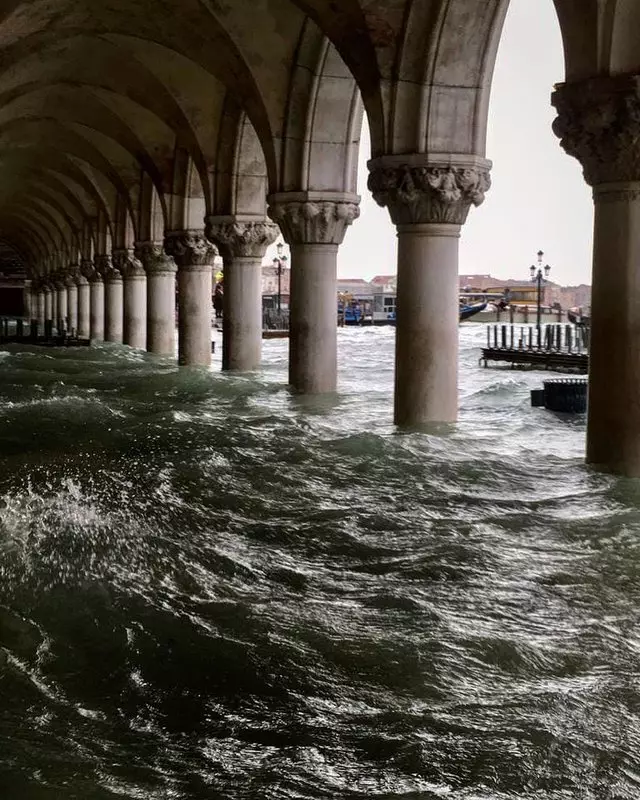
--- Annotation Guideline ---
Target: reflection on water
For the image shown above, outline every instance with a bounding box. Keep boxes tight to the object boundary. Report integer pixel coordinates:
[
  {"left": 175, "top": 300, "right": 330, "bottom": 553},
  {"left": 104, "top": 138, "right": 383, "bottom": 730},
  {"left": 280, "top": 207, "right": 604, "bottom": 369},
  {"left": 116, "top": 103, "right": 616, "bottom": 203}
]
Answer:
[{"left": 0, "top": 326, "right": 639, "bottom": 799}]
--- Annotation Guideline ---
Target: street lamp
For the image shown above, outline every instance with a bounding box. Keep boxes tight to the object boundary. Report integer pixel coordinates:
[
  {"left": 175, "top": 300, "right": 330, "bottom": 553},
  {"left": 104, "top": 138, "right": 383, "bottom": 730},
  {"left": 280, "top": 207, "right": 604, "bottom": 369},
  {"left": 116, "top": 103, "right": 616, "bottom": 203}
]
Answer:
[
  {"left": 272, "top": 241, "right": 288, "bottom": 313},
  {"left": 530, "top": 249, "right": 551, "bottom": 345}
]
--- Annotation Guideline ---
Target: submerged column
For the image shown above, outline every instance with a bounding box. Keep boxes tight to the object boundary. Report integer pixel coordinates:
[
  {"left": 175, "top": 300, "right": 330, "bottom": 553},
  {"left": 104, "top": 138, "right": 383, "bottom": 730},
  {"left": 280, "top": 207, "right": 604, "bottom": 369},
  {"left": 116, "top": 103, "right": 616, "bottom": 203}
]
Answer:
[
  {"left": 43, "top": 283, "right": 54, "bottom": 327},
  {"left": 84, "top": 260, "right": 104, "bottom": 342},
  {"left": 135, "top": 242, "right": 176, "bottom": 356},
  {"left": 164, "top": 230, "right": 216, "bottom": 366},
  {"left": 368, "top": 156, "right": 491, "bottom": 426},
  {"left": 114, "top": 249, "right": 146, "bottom": 349},
  {"left": 97, "top": 255, "right": 124, "bottom": 344},
  {"left": 55, "top": 276, "right": 68, "bottom": 334},
  {"left": 553, "top": 74, "right": 640, "bottom": 475},
  {"left": 268, "top": 193, "right": 360, "bottom": 393},
  {"left": 66, "top": 272, "right": 78, "bottom": 335},
  {"left": 76, "top": 271, "right": 90, "bottom": 339},
  {"left": 36, "top": 285, "right": 46, "bottom": 330},
  {"left": 206, "top": 218, "right": 279, "bottom": 371}
]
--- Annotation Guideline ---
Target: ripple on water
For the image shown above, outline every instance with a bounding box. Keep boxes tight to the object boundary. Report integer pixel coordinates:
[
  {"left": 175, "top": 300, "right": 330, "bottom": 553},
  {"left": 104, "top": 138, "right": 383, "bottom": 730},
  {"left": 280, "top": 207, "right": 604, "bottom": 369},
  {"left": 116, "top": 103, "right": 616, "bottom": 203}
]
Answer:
[{"left": 0, "top": 327, "right": 637, "bottom": 799}]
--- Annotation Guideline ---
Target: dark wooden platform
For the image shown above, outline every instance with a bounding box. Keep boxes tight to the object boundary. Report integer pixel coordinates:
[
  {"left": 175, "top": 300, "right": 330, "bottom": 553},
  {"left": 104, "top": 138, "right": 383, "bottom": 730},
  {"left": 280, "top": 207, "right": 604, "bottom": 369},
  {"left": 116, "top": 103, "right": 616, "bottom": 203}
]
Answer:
[{"left": 481, "top": 347, "right": 588, "bottom": 373}]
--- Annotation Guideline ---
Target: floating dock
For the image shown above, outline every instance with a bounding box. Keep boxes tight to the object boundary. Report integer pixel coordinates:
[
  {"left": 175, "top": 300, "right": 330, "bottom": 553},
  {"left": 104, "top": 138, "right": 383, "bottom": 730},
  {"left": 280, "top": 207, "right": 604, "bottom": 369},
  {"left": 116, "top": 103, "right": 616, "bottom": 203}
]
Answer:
[{"left": 480, "top": 323, "right": 588, "bottom": 373}]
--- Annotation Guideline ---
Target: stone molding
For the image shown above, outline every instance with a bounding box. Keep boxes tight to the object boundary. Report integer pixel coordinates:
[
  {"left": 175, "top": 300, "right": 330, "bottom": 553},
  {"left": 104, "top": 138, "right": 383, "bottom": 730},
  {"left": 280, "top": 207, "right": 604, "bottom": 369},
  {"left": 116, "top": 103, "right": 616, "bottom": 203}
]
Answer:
[
  {"left": 164, "top": 230, "right": 216, "bottom": 270},
  {"left": 205, "top": 217, "right": 279, "bottom": 260},
  {"left": 267, "top": 192, "right": 360, "bottom": 245},
  {"left": 367, "top": 155, "right": 491, "bottom": 225},
  {"left": 112, "top": 248, "right": 146, "bottom": 279},
  {"left": 134, "top": 241, "right": 177, "bottom": 275},
  {"left": 552, "top": 74, "right": 640, "bottom": 186}
]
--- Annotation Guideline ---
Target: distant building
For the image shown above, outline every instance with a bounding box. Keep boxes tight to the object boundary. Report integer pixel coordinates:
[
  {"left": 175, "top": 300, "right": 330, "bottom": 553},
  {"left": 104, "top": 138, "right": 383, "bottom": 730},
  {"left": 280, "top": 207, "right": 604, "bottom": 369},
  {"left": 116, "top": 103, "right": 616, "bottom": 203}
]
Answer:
[
  {"left": 261, "top": 263, "right": 291, "bottom": 296},
  {"left": 337, "top": 278, "right": 374, "bottom": 298},
  {"left": 370, "top": 275, "right": 397, "bottom": 293}
]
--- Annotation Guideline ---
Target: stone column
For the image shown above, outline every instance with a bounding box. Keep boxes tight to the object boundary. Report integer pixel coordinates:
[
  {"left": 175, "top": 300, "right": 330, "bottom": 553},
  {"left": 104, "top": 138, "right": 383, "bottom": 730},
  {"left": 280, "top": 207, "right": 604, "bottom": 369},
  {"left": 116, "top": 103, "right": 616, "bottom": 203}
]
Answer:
[
  {"left": 83, "top": 260, "right": 104, "bottom": 342},
  {"left": 553, "top": 74, "right": 640, "bottom": 475},
  {"left": 267, "top": 193, "right": 360, "bottom": 393},
  {"left": 113, "top": 249, "right": 146, "bottom": 349},
  {"left": 164, "top": 230, "right": 216, "bottom": 366},
  {"left": 36, "top": 286, "right": 46, "bottom": 329},
  {"left": 97, "top": 255, "right": 124, "bottom": 344},
  {"left": 206, "top": 218, "right": 279, "bottom": 371},
  {"left": 135, "top": 242, "right": 177, "bottom": 356},
  {"left": 76, "top": 271, "right": 90, "bottom": 339},
  {"left": 368, "top": 155, "right": 491, "bottom": 426},
  {"left": 23, "top": 280, "right": 32, "bottom": 321},
  {"left": 66, "top": 272, "right": 78, "bottom": 334},
  {"left": 55, "top": 277, "right": 68, "bottom": 333},
  {"left": 44, "top": 284, "right": 53, "bottom": 326}
]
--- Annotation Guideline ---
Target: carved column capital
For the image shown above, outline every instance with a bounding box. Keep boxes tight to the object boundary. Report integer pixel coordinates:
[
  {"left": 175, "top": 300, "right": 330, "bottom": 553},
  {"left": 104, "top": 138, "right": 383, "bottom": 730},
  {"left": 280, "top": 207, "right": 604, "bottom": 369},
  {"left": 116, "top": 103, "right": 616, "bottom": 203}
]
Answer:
[
  {"left": 367, "top": 154, "right": 492, "bottom": 225},
  {"left": 112, "top": 248, "right": 145, "bottom": 279},
  {"left": 552, "top": 74, "right": 640, "bottom": 187},
  {"left": 81, "top": 258, "right": 100, "bottom": 283},
  {"left": 65, "top": 268, "right": 80, "bottom": 288},
  {"left": 134, "top": 241, "right": 177, "bottom": 275},
  {"left": 164, "top": 230, "right": 216, "bottom": 270},
  {"left": 95, "top": 254, "right": 122, "bottom": 283},
  {"left": 205, "top": 217, "right": 279, "bottom": 260},
  {"left": 267, "top": 192, "right": 360, "bottom": 245}
]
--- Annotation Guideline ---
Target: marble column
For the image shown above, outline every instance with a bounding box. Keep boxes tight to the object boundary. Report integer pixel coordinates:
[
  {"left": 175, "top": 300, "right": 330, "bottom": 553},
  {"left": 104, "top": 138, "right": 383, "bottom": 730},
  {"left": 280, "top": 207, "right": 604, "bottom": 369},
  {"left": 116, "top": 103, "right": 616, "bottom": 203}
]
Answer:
[
  {"left": 23, "top": 280, "right": 32, "bottom": 321},
  {"left": 553, "top": 74, "right": 640, "bottom": 475},
  {"left": 83, "top": 260, "right": 104, "bottom": 342},
  {"left": 36, "top": 287, "right": 46, "bottom": 329},
  {"left": 97, "top": 255, "right": 124, "bottom": 344},
  {"left": 66, "top": 273, "right": 78, "bottom": 334},
  {"left": 113, "top": 249, "right": 146, "bottom": 349},
  {"left": 76, "top": 272, "right": 90, "bottom": 339},
  {"left": 44, "top": 285, "right": 53, "bottom": 324},
  {"left": 267, "top": 193, "right": 360, "bottom": 393},
  {"left": 206, "top": 218, "right": 279, "bottom": 371},
  {"left": 135, "top": 242, "right": 176, "bottom": 356},
  {"left": 368, "top": 155, "right": 491, "bottom": 426},
  {"left": 54, "top": 277, "right": 68, "bottom": 333},
  {"left": 164, "top": 230, "right": 216, "bottom": 366}
]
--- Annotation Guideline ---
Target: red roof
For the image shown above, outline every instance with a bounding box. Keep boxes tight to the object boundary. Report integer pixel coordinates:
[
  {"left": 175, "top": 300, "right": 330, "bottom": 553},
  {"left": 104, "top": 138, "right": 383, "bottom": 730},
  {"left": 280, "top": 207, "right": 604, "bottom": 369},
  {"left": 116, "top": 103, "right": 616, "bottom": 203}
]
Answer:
[{"left": 370, "top": 274, "right": 395, "bottom": 284}]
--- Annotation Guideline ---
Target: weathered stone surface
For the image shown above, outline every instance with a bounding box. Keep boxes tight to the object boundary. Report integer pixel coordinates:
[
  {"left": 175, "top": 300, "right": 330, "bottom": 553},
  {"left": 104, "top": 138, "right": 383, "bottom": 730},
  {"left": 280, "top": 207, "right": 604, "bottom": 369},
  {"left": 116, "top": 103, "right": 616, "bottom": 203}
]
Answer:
[
  {"left": 164, "top": 230, "right": 217, "bottom": 269},
  {"left": 112, "top": 248, "right": 145, "bottom": 279},
  {"left": 205, "top": 218, "right": 279, "bottom": 260},
  {"left": 368, "top": 156, "right": 491, "bottom": 225},
  {"left": 267, "top": 193, "right": 360, "bottom": 245},
  {"left": 134, "top": 242, "right": 177, "bottom": 275},
  {"left": 553, "top": 74, "right": 640, "bottom": 186}
]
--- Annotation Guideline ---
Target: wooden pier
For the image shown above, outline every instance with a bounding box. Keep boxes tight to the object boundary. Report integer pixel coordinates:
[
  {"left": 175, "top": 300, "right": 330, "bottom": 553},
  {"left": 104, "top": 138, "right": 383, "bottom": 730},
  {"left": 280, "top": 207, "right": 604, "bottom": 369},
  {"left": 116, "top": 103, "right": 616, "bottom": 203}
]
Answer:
[{"left": 480, "top": 323, "right": 588, "bottom": 373}]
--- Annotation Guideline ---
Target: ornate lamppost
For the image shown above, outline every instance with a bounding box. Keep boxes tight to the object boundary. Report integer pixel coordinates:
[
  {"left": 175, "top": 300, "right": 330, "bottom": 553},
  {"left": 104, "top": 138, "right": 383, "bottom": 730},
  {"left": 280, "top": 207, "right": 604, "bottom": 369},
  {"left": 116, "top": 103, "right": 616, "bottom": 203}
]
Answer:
[
  {"left": 530, "top": 249, "right": 550, "bottom": 345},
  {"left": 272, "top": 241, "right": 288, "bottom": 313}
]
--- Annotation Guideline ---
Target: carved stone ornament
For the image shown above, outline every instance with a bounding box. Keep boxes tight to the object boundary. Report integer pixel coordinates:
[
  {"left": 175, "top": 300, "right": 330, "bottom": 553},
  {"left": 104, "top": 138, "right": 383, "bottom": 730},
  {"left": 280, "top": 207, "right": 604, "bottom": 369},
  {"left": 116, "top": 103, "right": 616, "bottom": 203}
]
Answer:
[
  {"left": 95, "top": 254, "right": 122, "bottom": 282},
  {"left": 267, "top": 200, "right": 360, "bottom": 245},
  {"left": 80, "top": 258, "right": 100, "bottom": 282},
  {"left": 65, "top": 268, "right": 80, "bottom": 287},
  {"left": 112, "top": 248, "right": 145, "bottom": 279},
  {"left": 164, "top": 230, "right": 216, "bottom": 269},
  {"left": 205, "top": 218, "right": 279, "bottom": 260},
  {"left": 134, "top": 241, "right": 177, "bottom": 275},
  {"left": 367, "top": 162, "right": 491, "bottom": 225},
  {"left": 552, "top": 74, "right": 640, "bottom": 186}
]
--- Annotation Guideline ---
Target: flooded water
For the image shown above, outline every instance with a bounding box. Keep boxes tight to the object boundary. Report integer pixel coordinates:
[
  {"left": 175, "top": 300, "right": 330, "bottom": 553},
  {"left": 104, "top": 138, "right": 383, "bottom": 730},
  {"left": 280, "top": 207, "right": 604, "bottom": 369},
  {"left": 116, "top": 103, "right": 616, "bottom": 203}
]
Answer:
[{"left": 0, "top": 325, "right": 638, "bottom": 799}]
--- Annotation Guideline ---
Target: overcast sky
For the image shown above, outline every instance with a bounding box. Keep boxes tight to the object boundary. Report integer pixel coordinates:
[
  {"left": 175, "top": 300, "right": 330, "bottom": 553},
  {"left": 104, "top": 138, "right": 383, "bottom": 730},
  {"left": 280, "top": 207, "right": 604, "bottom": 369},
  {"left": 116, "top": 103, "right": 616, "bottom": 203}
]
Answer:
[{"left": 336, "top": 0, "right": 593, "bottom": 287}]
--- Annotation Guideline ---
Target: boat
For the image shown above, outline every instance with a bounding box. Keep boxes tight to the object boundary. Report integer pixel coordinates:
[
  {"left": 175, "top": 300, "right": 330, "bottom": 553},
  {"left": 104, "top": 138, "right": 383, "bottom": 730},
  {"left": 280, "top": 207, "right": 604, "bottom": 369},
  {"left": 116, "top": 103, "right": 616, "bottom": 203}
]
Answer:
[{"left": 459, "top": 301, "right": 487, "bottom": 322}]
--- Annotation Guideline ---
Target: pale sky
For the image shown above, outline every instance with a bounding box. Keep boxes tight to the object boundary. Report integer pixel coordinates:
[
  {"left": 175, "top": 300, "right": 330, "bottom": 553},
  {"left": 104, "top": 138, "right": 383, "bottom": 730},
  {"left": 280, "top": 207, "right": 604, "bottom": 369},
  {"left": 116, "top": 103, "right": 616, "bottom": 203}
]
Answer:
[{"left": 267, "top": 0, "right": 594, "bottom": 288}]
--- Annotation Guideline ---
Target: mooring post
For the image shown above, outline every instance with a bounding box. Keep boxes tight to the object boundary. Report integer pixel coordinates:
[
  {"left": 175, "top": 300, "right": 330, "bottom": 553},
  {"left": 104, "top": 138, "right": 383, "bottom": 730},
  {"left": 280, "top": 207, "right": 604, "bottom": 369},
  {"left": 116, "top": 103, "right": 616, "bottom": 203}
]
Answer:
[
  {"left": 501, "top": 324, "right": 507, "bottom": 348},
  {"left": 493, "top": 325, "right": 498, "bottom": 348}
]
